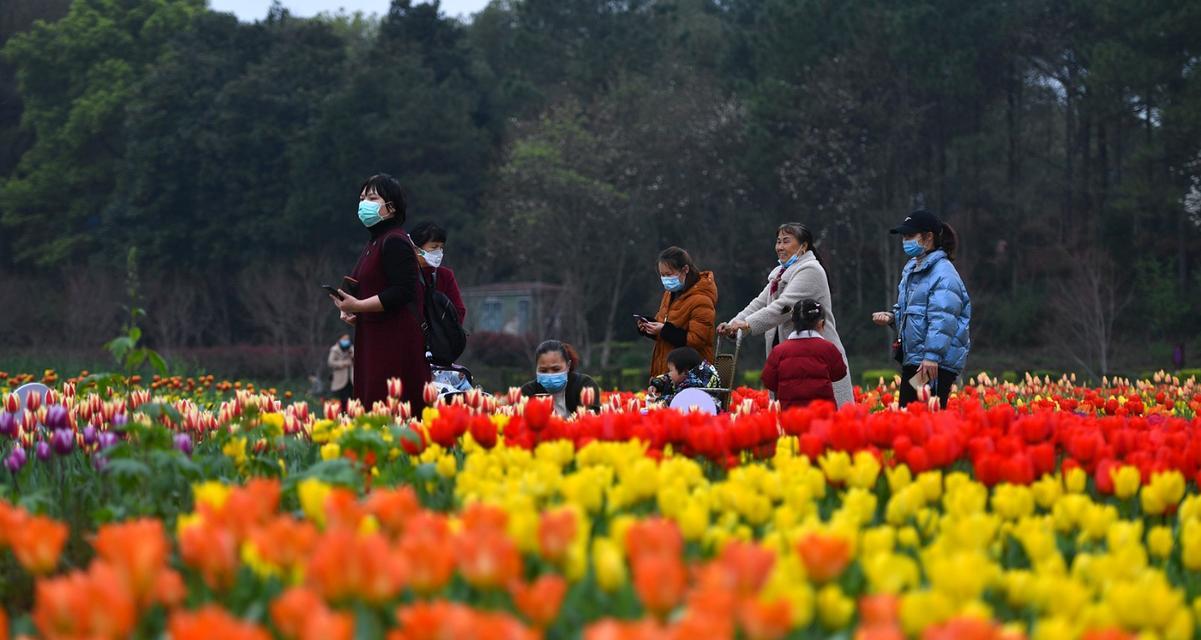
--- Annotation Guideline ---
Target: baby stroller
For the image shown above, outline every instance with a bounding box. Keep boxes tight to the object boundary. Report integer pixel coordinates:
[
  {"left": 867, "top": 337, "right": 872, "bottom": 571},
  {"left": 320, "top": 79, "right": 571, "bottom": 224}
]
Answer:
[
  {"left": 429, "top": 360, "right": 481, "bottom": 402},
  {"left": 701, "top": 329, "right": 743, "bottom": 411}
]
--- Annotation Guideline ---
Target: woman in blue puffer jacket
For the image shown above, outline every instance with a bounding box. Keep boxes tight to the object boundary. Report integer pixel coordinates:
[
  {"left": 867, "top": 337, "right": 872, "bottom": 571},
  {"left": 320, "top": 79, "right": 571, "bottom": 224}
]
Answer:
[{"left": 872, "top": 208, "right": 971, "bottom": 408}]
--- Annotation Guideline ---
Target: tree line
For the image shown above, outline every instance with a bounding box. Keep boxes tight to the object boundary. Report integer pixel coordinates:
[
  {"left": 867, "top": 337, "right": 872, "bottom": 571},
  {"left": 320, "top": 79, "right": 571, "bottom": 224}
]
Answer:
[{"left": 1, "top": 0, "right": 1200, "bottom": 380}]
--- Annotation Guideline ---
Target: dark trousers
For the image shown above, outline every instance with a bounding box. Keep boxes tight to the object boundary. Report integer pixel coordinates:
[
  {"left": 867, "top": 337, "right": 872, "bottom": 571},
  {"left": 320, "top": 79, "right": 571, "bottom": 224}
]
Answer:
[
  {"left": 898, "top": 364, "right": 958, "bottom": 408},
  {"left": 332, "top": 383, "right": 353, "bottom": 407}
]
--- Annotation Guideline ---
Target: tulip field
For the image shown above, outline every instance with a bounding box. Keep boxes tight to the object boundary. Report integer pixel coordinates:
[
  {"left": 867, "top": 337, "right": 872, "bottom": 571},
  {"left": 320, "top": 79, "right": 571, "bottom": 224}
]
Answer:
[{"left": 5, "top": 370, "right": 1201, "bottom": 639}]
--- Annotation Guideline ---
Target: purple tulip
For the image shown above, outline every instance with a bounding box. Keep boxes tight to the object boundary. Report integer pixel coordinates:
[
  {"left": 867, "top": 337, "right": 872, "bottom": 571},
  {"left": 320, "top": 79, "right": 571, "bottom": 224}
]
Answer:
[
  {"left": 82, "top": 425, "right": 98, "bottom": 446},
  {"left": 111, "top": 413, "right": 128, "bottom": 430},
  {"left": 173, "top": 433, "right": 194, "bottom": 456},
  {"left": 97, "top": 431, "right": 119, "bottom": 450},
  {"left": 45, "top": 405, "right": 69, "bottom": 431},
  {"left": 0, "top": 412, "right": 14, "bottom": 438},
  {"left": 92, "top": 455, "right": 108, "bottom": 473},
  {"left": 4, "top": 447, "right": 26, "bottom": 472},
  {"left": 50, "top": 429, "right": 74, "bottom": 456},
  {"left": 35, "top": 441, "right": 51, "bottom": 461}
]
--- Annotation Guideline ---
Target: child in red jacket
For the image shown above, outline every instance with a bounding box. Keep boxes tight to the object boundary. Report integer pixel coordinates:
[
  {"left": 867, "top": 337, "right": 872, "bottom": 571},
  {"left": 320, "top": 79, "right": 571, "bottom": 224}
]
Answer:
[{"left": 761, "top": 299, "right": 848, "bottom": 409}]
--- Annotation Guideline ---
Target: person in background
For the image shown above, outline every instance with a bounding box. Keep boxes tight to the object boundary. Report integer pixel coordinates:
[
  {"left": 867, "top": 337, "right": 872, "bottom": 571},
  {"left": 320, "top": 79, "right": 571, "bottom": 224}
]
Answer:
[
  {"left": 648, "top": 346, "right": 721, "bottom": 406},
  {"left": 520, "top": 340, "right": 602, "bottom": 418},
  {"left": 327, "top": 333, "right": 354, "bottom": 407},
  {"left": 639, "top": 247, "right": 717, "bottom": 378},
  {"left": 718, "top": 223, "right": 854, "bottom": 407},
  {"left": 330, "top": 173, "right": 429, "bottom": 410},
  {"left": 761, "top": 299, "right": 848, "bottom": 410},
  {"left": 872, "top": 208, "right": 971, "bottom": 408},
  {"left": 409, "top": 221, "right": 466, "bottom": 323}
]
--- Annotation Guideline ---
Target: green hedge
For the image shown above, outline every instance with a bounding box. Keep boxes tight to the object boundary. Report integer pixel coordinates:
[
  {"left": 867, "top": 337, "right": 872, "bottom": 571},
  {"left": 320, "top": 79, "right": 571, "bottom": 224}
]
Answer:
[{"left": 860, "top": 369, "right": 898, "bottom": 388}]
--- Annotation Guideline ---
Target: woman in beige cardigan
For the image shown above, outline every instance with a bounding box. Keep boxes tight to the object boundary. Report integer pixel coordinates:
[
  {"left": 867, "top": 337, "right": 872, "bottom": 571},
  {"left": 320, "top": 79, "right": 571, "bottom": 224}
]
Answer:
[{"left": 718, "top": 223, "right": 854, "bottom": 406}]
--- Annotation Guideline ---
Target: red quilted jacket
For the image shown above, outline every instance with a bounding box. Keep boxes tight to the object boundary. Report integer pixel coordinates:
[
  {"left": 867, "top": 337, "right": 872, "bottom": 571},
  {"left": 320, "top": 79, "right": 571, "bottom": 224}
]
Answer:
[{"left": 761, "top": 334, "right": 849, "bottom": 410}]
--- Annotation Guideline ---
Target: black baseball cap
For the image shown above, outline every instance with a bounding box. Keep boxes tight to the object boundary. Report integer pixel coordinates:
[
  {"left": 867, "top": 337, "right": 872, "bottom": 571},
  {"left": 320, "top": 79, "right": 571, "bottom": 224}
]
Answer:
[{"left": 890, "top": 208, "right": 942, "bottom": 235}]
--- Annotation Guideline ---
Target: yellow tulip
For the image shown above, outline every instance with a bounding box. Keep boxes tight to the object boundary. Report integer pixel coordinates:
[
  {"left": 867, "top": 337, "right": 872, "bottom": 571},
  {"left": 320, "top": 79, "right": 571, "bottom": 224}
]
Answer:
[
  {"left": 917, "top": 470, "right": 944, "bottom": 502},
  {"left": 1031, "top": 474, "right": 1063, "bottom": 510},
  {"left": 319, "top": 442, "right": 341, "bottom": 461},
  {"left": 816, "top": 584, "right": 854, "bottom": 630},
  {"left": 592, "top": 537, "right": 627, "bottom": 592},
  {"left": 992, "top": 484, "right": 1035, "bottom": 521},
  {"left": 678, "top": 501, "right": 709, "bottom": 542},
  {"left": 1032, "top": 616, "right": 1075, "bottom": 640},
  {"left": 887, "top": 463, "right": 913, "bottom": 493},
  {"left": 1148, "top": 525, "right": 1175, "bottom": 560},
  {"left": 192, "top": 480, "right": 231, "bottom": 510},
  {"left": 298, "top": 477, "right": 332, "bottom": 527},
  {"left": 819, "top": 450, "right": 851, "bottom": 484},
  {"left": 1065, "top": 467, "right": 1088, "bottom": 494},
  {"left": 899, "top": 590, "right": 955, "bottom": 636},
  {"left": 862, "top": 552, "right": 920, "bottom": 594},
  {"left": 847, "top": 451, "right": 881, "bottom": 489},
  {"left": 1112, "top": 465, "right": 1141, "bottom": 500}
]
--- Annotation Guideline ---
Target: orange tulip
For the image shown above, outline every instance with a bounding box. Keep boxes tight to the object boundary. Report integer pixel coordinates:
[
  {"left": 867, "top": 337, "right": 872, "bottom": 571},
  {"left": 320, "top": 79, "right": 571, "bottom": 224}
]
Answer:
[
  {"left": 365, "top": 487, "right": 420, "bottom": 538},
  {"left": 394, "top": 600, "right": 536, "bottom": 640},
  {"left": 0, "top": 500, "right": 24, "bottom": 548},
  {"left": 307, "top": 530, "right": 407, "bottom": 603},
  {"left": 632, "top": 555, "right": 687, "bottom": 618},
  {"left": 211, "top": 479, "right": 281, "bottom": 540},
  {"left": 322, "top": 487, "right": 366, "bottom": 532},
  {"left": 33, "top": 562, "right": 136, "bottom": 640},
  {"left": 92, "top": 519, "right": 172, "bottom": 608},
  {"left": 249, "top": 516, "right": 319, "bottom": 572},
  {"left": 796, "top": 532, "right": 851, "bottom": 583},
  {"left": 537, "top": 508, "right": 577, "bottom": 563},
  {"left": 462, "top": 501, "right": 509, "bottom": 534},
  {"left": 625, "top": 518, "right": 683, "bottom": 565},
  {"left": 715, "top": 541, "right": 775, "bottom": 595},
  {"left": 0, "top": 607, "right": 6, "bottom": 640},
  {"left": 168, "top": 605, "right": 271, "bottom": 640},
  {"left": 270, "top": 587, "right": 353, "bottom": 640},
  {"left": 510, "top": 574, "right": 568, "bottom": 628},
  {"left": 858, "top": 595, "right": 900, "bottom": 627},
  {"left": 456, "top": 530, "right": 523, "bottom": 590},
  {"left": 11, "top": 514, "right": 68, "bottom": 575},
  {"left": 857, "top": 626, "right": 906, "bottom": 640},
  {"left": 922, "top": 617, "right": 1003, "bottom": 640},
  {"left": 271, "top": 587, "right": 326, "bottom": 639},
  {"left": 179, "top": 520, "right": 239, "bottom": 590},
  {"left": 583, "top": 618, "right": 667, "bottom": 640},
  {"left": 737, "top": 598, "right": 791, "bottom": 640},
  {"left": 399, "top": 518, "right": 456, "bottom": 594}
]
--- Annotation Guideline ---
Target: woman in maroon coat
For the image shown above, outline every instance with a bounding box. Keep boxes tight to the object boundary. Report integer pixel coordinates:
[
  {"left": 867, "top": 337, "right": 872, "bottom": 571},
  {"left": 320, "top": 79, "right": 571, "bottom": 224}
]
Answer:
[
  {"left": 330, "top": 174, "right": 430, "bottom": 411},
  {"left": 408, "top": 221, "right": 467, "bottom": 323},
  {"left": 761, "top": 299, "right": 848, "bottom": 410}
]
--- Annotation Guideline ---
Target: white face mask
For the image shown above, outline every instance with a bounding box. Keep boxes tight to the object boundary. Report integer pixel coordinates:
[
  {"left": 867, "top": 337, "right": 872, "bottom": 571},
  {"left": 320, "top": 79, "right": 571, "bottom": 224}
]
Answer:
[{"left": 421, "top": 248, "right": 444, "bottom": 268}]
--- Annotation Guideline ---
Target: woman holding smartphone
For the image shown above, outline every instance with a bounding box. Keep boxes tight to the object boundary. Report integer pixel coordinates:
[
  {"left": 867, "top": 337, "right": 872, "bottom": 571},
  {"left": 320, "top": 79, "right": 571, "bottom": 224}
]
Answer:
[
  {"left": 638, "top": 247, "right": 717, "bottom": 378},
  {"left": 329, "top": 174, "right": 430, "bottom": 410}
]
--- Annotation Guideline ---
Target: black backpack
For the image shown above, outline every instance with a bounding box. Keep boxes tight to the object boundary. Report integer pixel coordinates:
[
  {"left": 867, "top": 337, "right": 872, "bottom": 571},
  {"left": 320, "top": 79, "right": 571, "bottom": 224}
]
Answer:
[{"left": 418, "top": 271, "right": 468, "bottom": 366}]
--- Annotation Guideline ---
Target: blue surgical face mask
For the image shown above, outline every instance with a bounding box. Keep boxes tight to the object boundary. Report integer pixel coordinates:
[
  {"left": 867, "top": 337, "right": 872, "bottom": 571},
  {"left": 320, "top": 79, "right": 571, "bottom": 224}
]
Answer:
[
  {"left": 537, "top": 371, "right": 569, "bottom": 393},
  {"left": 661, "top": 275, "right": 683, "bottom": 292},
  {"left": 358, "top": 200, "right": 384, "bottom": 227},
  {"left": 779, "top": 251, "right": 802, "bottom": 269},
  {"left": 903, "top": 238, "right": 925, "bottom": 258},
  {"left": 339, "top": 338, "right": 351, "bottom": 349}
]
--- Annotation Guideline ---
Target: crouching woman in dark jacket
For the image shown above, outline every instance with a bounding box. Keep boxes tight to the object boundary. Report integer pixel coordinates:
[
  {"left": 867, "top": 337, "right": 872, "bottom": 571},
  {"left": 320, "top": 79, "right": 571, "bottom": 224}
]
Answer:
[
  {"left": 520, "top": 340, "right": 602, "bottom": 418},
  {"left": 761, "top": 300, "right": 848, "bottom": 410}
]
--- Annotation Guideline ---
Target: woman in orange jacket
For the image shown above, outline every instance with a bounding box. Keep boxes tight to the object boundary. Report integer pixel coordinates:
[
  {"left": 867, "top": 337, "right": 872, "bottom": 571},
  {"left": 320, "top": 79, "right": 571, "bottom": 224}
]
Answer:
[{"left": 637, "top": 247, "right": 718, "bottom": 378}]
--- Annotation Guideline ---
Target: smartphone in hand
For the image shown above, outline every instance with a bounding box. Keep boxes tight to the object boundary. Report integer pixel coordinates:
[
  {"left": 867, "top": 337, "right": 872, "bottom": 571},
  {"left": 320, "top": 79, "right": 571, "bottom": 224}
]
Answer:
[{"left": 322, "top": 285, "right": 344, "bottom": 300}]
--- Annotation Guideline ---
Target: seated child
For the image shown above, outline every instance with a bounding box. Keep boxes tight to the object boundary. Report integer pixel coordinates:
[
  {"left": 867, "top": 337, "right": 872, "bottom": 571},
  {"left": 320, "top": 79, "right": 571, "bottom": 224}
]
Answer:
[
  {"left": 649, "top": 346, "right": 721, "bottom": 406},
  {"left": 761, "top": 299, "right": 848, "bottom": 410}
]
